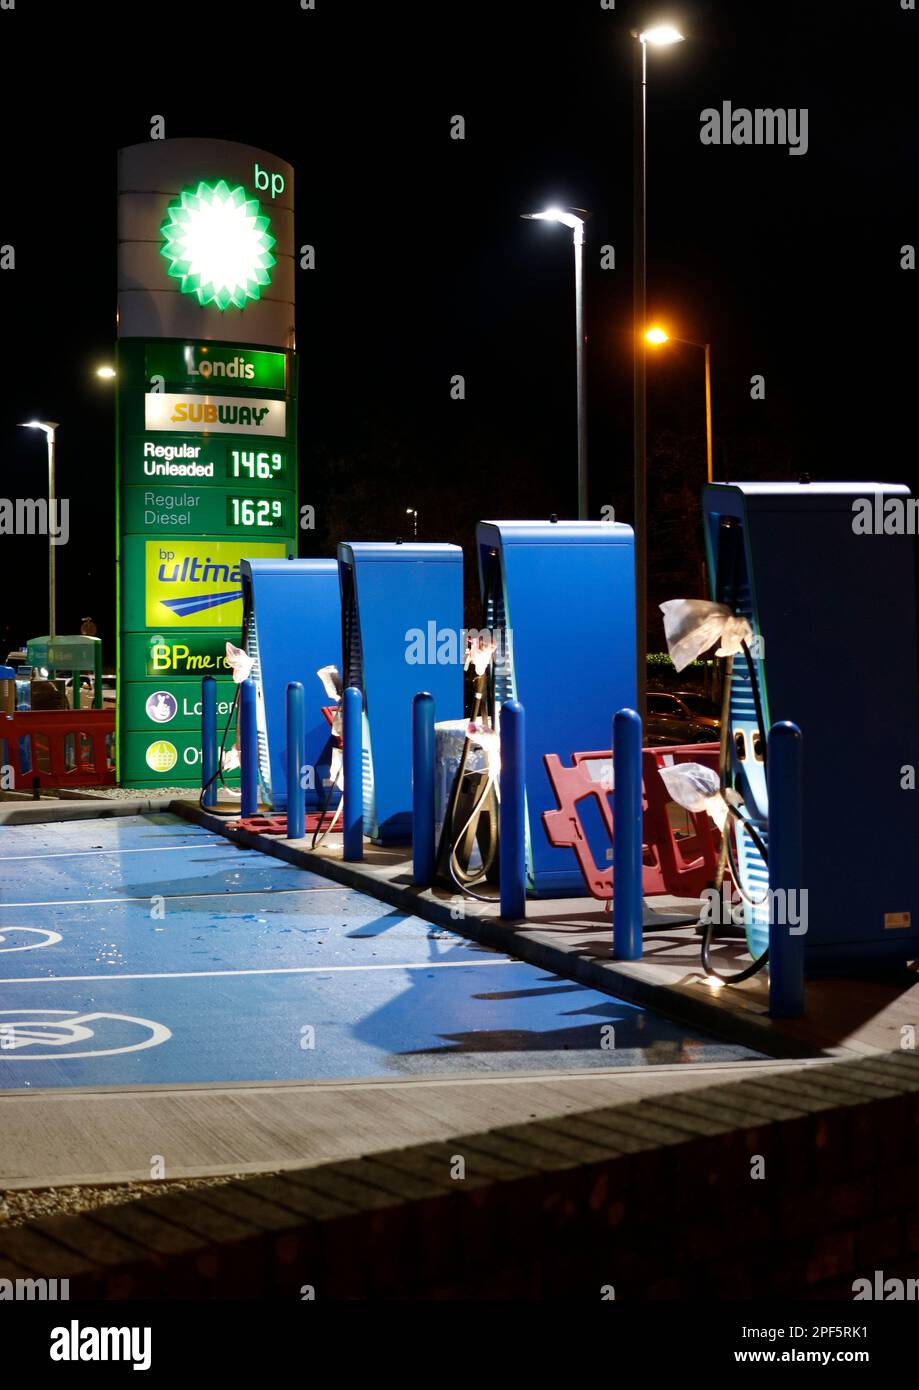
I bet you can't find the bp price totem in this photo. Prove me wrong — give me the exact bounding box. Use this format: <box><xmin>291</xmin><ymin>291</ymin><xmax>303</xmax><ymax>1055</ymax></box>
<box><xmin>117</xmin><ymin>138</ymin><xmax>296</xmax><ymax>787</ymax></box>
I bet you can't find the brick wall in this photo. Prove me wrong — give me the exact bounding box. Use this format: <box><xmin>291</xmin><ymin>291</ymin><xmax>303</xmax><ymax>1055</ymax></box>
<box><xmin>1</xmin><ymin>1052</ymin><xmax>917</xmax><ymax>1299</ymax></box>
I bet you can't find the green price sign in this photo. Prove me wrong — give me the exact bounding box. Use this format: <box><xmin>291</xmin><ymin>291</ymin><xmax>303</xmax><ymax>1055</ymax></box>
<box><xmin>225</xmin><ymin>495</ymin><xmax>287</xmax><ymax>530</ymax></box>
<box><xmin>122</xmin><ymin>486</ymin><xmax>291</xmax><ymax>536</ymax></box>
<box><xmin>120</xmin><ymin>436</ymin><xmax>291</xmax><ymax>491</ymax></box>
<box><xmin>226</xmin><ymin>447</ymin><xmax>287</xmax><ymax>482</ymax></box>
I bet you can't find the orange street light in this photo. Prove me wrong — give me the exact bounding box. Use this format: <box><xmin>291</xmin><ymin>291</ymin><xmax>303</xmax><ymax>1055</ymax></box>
<box><xmin>645</xmin><ymin>326</ymin><xmax>714</xmax><ymax>484</ymax></box>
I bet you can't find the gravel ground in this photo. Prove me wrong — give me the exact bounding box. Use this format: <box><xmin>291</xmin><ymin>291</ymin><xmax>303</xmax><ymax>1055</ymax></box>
<box><xmin>60</xmin><ymin>786</ymin><xmax>202</xmax><ymax>801</ymax></box>
<box><xmin>0</xmin><ymin>1173</ymin><xmax>273</xmax><ymax>1227</ymax></box>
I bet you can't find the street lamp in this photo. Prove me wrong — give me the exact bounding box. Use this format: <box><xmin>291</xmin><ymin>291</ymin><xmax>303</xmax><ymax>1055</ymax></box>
<box><xmin>17</xmin><ymin>420</ymin><xmax>60</xmax><ymax>639</ymax></box>
<box><xmin>645</xmin><ymin>325</ymin><xmax>714</xmax><ymax>483</ymax></box>
<box><xmin>522</xmin><ymin>206</ymin><xmax>589</xmax><ymax>519</ymax></box>
<box><xmin>405</xmin><ymin>507</ymin><xmax>418</xmax><ymax>539</ymax></box>
<box><xmin>95</xmin><ymin>366</ymin><xmax>116</xmax><ymax>380</ymax></box>
<box><xmin>632</xmin><ymin>21</ymin><xmax>685</xmax><ymax>717</ymax></box>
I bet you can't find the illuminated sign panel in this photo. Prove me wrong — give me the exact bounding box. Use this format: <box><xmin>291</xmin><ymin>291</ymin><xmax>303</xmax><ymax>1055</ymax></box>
<box><xmin>144</xmin><ymin>393</ymin><xmax>286</xmax><ymax>436</ymax></box>
<box><xmin>120</xmin><ymin>679</ymin><xmax>238</xmax><ymax>733</ymax></box>
<box><xmin>143</xmin><ymin>538</ymin><xmax>285</xmax><ymax>628</ymax></box>
<box><xmin>145</xmin><ymin>343</ymin><xmax>286</xmax><ymax>391</ymax></box>
<box><xmin>121</xmin><ymin>437</ymin><xmax>291</xmax><ymax>490</ymax></box>
<box><xmin>122</xmin><ymin>632</ymin><xmax>239</xmax><ymax>679</ymax></box>
<box><xmin>122</xmin><ymin>487</ymin><xmax>291</xmax><ymax>536</ymax></box>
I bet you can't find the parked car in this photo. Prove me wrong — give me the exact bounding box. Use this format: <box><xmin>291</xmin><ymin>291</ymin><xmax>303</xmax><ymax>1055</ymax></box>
<box><xmin>647</xmin><ymin>689</ymin><xmax>720</xmax><ymax>732</ymax></box>
<box><xmin>62</xmin><ymin>675</ymin><xmax>116</xmax><ymax>709</ymax></box>
<box><xmin>644</xmin><ymin>711</ymin><xmax>716</xmax><ymax>747</ymax></box>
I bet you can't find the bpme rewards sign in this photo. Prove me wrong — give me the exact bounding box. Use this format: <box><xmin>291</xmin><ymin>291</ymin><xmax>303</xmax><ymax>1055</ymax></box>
<box><xmin>117</xmin><ymin>139</ymin><xmax>296</xmax><ymax>786</ymax></box>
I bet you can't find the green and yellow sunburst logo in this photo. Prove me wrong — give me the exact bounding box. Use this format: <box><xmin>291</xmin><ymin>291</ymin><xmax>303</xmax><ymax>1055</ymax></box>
<box><xmin>160</xmin><ymin>180</ymin><xmax>277</xmax><ymax>311</ymax></box>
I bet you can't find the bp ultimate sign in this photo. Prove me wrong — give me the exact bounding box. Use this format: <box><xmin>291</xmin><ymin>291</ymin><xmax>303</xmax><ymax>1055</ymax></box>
<box><xmin>117</xmin><ymin>138</ymin><xmax>296</xmax><ymax>787</ymax></box>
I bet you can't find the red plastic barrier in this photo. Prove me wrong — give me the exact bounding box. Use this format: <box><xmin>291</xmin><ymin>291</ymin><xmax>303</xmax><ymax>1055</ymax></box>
<box><xmin>1</xmin><ymin>709</ymin><xmax>115</xmax><ymax>789</ymax></box>
<box><xmin>542</xmin><ymin>742</ymin><xmax>726</xmax><ymax>902</ymax></box>
<box><xmin>228</xmin><ymin>811</ymin><xmax>337</xmax><ymax>837</ymax></box>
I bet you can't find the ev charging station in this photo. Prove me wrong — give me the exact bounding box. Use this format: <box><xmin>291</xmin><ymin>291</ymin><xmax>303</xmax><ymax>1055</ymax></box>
<box><xmin>703</xmin><ymin>480</ymin><xmax>919</xmax><ymax>967</ymax></box>
<box><xmin>240</xmin><ymin>558</ymin><xmax>341</xmax><ymax>811</ymax></box>
<box><xmin>477</xmin><ymin>520</ymin><xmax>637</xmax><ymax>897</ymax></box>
<box><xmin>338</xmin><ymin>541</ymin><xmax>464</xmax><ymax>845</ymax></box>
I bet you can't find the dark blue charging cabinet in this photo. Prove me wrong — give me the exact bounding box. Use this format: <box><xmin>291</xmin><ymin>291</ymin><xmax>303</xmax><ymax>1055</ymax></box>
<box><xmin>476</xmin><ymin>520</ymin><xmax>637</xmax><ymax>897</ymax></box>
<box><xmin>240</xmin><ymin>558</ymin><xmax>341</xmax><ymax>812</ymax></box>
<box><xmin>703</xmin><ymin>481</ymin><xmax>919</xmax><ymax>965</ymax></box>
<box><xmin>337</xmin><ymin>542</ymin><xmax>464</xmax><ymax>845</ymax></box>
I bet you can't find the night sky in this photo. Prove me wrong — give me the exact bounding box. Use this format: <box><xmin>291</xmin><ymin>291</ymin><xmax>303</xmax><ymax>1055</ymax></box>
<box><xmin>1</xmin><ymin>0</ymin><xmax>916</xmax><ymax>661</ymax></box>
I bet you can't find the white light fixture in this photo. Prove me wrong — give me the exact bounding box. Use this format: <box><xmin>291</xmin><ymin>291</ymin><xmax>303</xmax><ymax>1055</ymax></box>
<box><xmin>96</xmin><ymin>366</ymin><xmax>116</xmax><ymax>380</ymax></box>
<box><xmin>522</xmin><ymin>207</ymin><xmax>585</xmax><ymax>234</ymax></box>
<box><xmin>639</xmin><ymin>23</ymin><xmax>685</xmax><ymax>45</ymax></box>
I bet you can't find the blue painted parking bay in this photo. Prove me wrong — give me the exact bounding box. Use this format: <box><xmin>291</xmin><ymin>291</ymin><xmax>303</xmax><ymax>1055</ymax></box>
<box><xmin>0</xmin><ymin>814</ymin><xmax>763</xmax><ymax>1088</ymax></box>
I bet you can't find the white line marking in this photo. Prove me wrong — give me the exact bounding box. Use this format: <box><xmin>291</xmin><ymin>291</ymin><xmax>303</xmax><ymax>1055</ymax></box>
<box><xmin>0</xmin><ymin>842</ymin><xmax>231</xmax><ymax>864</ymax></box>
<box><xmin>0</xmin><ymin>886</ymin><xmax>350</xmax><ymax>909</ymax></box>
<box><xmin>0</xmin><ymin>958</ymin><xmax>516</xmax><ymax>984</ymax></box>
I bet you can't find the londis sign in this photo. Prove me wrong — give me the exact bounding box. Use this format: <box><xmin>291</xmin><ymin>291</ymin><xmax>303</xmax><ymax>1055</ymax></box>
<box><xmin>145</xmin><ymin>344</ymin><xmax>286</xmax><ymax>392</ymax></box>
<box><xmin>144</xmin><ymin>393</ymin><xmax>286</xmax><ymax>435</ymax></box>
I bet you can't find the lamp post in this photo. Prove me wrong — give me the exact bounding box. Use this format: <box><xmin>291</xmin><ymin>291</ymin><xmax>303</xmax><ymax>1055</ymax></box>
<box><xmin>405</xmin><ymin>507</ymin><xmax>418</xmax><ymax>539</ymax></box>
<box><xmin>521</xmin><ymin>206</ymin><xmax>589</xmax><ymax>519</ymax></box>
<box><xmin>632</xmin><ymin>22</ymin><xmax>684</xmax><ymax>717</ymax></box>
<box><xmin>645</xmin><ymin>326</ymin><xmax>714</xmax><ymax>482</ymax></box>
<box><xmin>18</xmin><ymin>420</ymin><xmax>60</xmax><ymax>639</ymax></box>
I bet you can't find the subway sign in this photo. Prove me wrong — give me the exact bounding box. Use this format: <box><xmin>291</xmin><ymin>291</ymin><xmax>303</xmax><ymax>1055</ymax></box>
<box><xmin>144</xmin><ymin>392</ymin><xmax>286</xmax><ymax>435</ymax></box>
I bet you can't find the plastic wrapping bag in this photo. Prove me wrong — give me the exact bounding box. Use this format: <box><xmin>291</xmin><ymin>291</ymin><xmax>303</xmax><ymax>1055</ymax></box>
<box><xmin>657</xmin><ymin>760</ymin><xmax>730</xmax><ymax>831</ymax></box>
<box><xmin>225</xmin><ymin>641</ymin><xmax>254</xmax><ymax>684</ymax></box>
<box><xmin>659</xmin><ymin>599</ymin><xmax>753</xmax><ymax>672</ymax></box>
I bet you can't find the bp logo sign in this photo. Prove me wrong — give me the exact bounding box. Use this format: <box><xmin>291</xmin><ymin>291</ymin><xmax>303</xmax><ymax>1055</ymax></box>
<box><xmin>160</xmin><ymin>180</ymin><xmax>277</xmax><ymax>310</ymax></box>
<box><xmin>146</xmin><ymin>740</ymin><xmax>178</xmax><ymax>773</ymax></box>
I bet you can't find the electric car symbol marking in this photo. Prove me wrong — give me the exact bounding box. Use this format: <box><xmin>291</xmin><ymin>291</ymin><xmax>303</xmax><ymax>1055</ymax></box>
<box><xmin>0</xmin><ymin>927</ymin><xmax>62</xmax><ymax>953</ymax></box>
<box><xmin>0</xmin><ymin>1010</ymin><xmax>171</xmax><ymax>1060</ymax></box>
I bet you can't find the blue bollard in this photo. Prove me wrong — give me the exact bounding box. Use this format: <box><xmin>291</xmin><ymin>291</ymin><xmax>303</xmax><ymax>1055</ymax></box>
<box><xmin>412</xmin><ymin>692</ymin><xmax>436</xmax><ymax>886</ymax></box>
<box><xmin>286</xmin><ymin>681</ymin><xmax>305</xmax><ymax>841</ymax></box>
<box><xmin>201</xmin><ymin>675</ymin><xmax>217</xmax><ymax>810</ymax></box>
<box><xmin>240</xmin><ymin>676</ymin><xmax>258</xmax><ymax>818</ymax></box>
<box><xmin>342</xmin><ymin>686</ymin><xmax>364</xmax><ymax>861</ymax></box>
<box><xmin>499</xmin><ymin>699</ymin><xmax>526</xmax><ymax>919</ymax></box>
<box><xmin>767</xmin><ymin>720</ymin><xmax>805</xmax><ymax>1019</ymax></box>
<box><xmin>612</xmin><ymin>707</ymin><xmax>644</xmax><ymax>960</ymax></box>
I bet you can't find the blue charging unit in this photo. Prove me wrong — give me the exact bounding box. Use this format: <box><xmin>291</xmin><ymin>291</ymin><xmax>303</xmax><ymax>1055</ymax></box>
<box><xmin>240</xmin><ymin>558</ymin><xmax>341</xmax><ymax>812</ymax></box>
<box><xmin>337</xmin><ymin>541</ymin><xmax>464</xmax><ymax>845</ymax></box>
<box><xmin>477</xmin><ymin>520</ymin><xmax>637</xmax><ymax>897</ymax></box>
<box><xmin>703</xmin><ymin>481</ymin><xmax>919</xmax><ymax>966</ymax></box>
